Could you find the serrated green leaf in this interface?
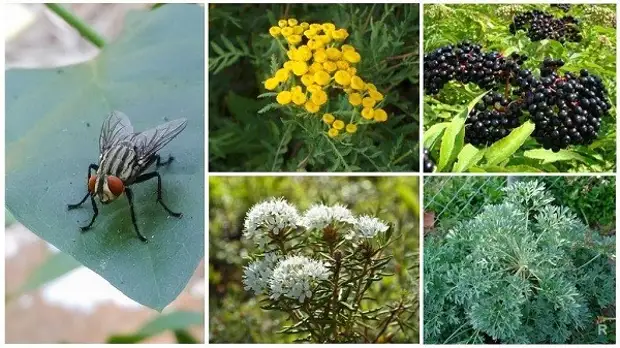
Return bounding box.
[438,91,488,172]
[524,149,590,165]
[484,121,536,166]
[453,144,485,172]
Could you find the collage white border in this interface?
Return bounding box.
[0,0,618,347]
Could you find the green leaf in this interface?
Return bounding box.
[437,91,489,171]
[106,311,203,343]
[453,144,485,172]
[524,149,589,165]
[423,122,449,149]
[484,121,536,166]
[18,252,82,294]
[5,5,204,311]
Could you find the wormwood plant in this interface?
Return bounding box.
[424,181,616,344]
[241,198,416,343]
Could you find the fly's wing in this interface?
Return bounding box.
[132,118,187,165]
[99,111,134,153]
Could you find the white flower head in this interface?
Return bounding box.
[269,255,331,303]
[347,215,389,241]
[243,197,300,246]
[242,252,281,295]
[300,203,356,230]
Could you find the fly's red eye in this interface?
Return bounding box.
[107,176,125,196]
[88,176,96,193]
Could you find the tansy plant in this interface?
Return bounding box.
[241,198,416,343]
[260,18,388,138]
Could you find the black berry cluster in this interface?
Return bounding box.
[423,148,435,173]
[551,4,572,12]
[510,10,581,43]
[423,41,527,94]
[465,92,524,146]
[519,62,611,152]
[424,41,613,152]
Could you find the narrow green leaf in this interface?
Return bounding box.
[453,144,485,172]
[438,91,489,171]
[484,121,536,166]
[423,122,449,149]
[524,149,589,164]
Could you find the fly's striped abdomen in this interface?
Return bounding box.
[98,142,138,182]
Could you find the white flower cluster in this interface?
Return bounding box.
[243,198,300,246]
[299,203,356,230]
[349,215,389,241]
[242,252,281,295]
[242,198,390,246]
[269,256,331,303]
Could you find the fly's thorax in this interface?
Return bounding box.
[99,142,139,182]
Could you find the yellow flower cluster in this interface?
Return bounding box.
[264,18,388,138]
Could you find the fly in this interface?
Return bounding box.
[67,111,187,242]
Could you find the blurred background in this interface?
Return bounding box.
[209,176,420,343]
[5,3,204,343]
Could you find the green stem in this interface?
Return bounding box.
[45,4,107,48]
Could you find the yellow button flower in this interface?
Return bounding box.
[309,23,321,31]
[343,50,361,63]
[366,83,377,91]
[292,61,308,76]
[287,34,302,45]
[374,108,388,122]
[313,49,327,63]
[291,86,303,94]
[305,101,320,113]
[281,27,294,37]
[347,67,358,76]
[275,68,290,82]
[297,46,312,61]
[336,60,350,70]
[278,19,288,28]
[264,78,279,90]
[362,97,376,108]
[348,92,362,106]
[323,61,338,73]
[287,48,296,60]
[332,29,349,40]
[304,29,318,38]
[316,34,331,45]
[307,84,322,94]
[269,26,282,37]
[301,73,314,86]
[346,123,357,133]
[351,76,365,90]
[311,90,328,106]
[288,18,298,26]
[283,61,294,70]
[322,23,336,32]
[322,113,335,124]
[293,25,304,35]
[300,22,310,29]
[314,70,331,85]
[325,47,342,60]
[308,62,323,74]
[332,120,345,130]
[361,107,374,120]
[334,70,351,86]
[307,39,319,50]
[276,91,292,104]
[369,89,384,101]
[328,128,339,138]
[341,44,355,52]
[292,91,307,105]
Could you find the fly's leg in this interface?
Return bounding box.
[134,171,183,218]
[67,163,99,209]
[125,188,148,242]
[155,154,174,167]
[80,195,99,232]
